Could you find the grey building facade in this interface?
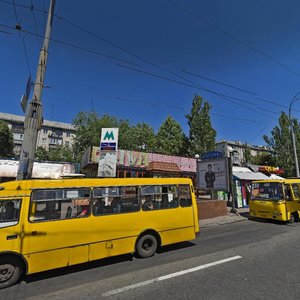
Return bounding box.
[0,112,76,156]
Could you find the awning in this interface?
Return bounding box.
[233,171,269,181]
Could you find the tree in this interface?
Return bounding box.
[186,94,216,157]
[35,145,75,162]
[251,152,275,166]
[263,112,298,177]
[0,120,14,158]
[242,144,252,166]
[35,146,49,161]
[155,115,186,155]
[131,122,156,152]
[72,111,118,162]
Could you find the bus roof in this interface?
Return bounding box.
[0,177,192,194]
[252,178,300,184]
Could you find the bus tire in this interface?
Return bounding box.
[0,256,23,289]
[288,212,298,224]
[136,234,158,258]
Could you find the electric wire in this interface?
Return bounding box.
[116,63,279,120]
[30,0,40,47]
[0,2,293,131]
[182,70,257,96]
[0,23,142,67]
[1,0,296,113]
[96,92,266,124]
[10,0,31,76]
[167,0,300,77]
[11,0,20,24]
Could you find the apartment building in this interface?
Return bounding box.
[216,140,274,166]
[0,112,76,156]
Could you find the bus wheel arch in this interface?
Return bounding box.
[0,253,27,289]
[135,230,161,258]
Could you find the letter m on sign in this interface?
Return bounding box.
[104,131,114,140]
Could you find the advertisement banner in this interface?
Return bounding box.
[98,151,117,177]
[197,158,229,191]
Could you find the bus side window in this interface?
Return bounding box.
[292,184,300,200]
[178,185,192,207]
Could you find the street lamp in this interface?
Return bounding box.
[289,92,300,178]
[227,146,238,214]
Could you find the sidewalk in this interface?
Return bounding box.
[199,207,249,228]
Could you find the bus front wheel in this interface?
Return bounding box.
[288,212,299,224]
[136,234,158,258]
[0,257,23,289]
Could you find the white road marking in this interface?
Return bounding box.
[102,255,242,297]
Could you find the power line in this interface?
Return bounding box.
[11,0,20,24]
[182,70,257,96]
[2,0,295,115]
[116,63,279,120]
[167,0,300,78]
[96,92,266,124]
[30,0,40,47]
[54,7,294,115]
[10,1,31,76]
[0,23,142,67]
[21,35,31,76]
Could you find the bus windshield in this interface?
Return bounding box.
[251,182,283,201]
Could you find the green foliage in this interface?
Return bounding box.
[72,111,118,162]
[131,122,156,152]
[263,112,296,177]
[155,115,187,155]
[186,94,216,156]
[0,120,14,158]
[251,152,275,166]
[35,145,75,162]
[72,111,157,161]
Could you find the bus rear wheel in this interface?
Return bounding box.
[0,257,23,289]
[136,234,158,258]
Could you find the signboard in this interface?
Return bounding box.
[197,158,229,191]
[201,151,223,160]
[98,128,118,177]
[258,166,284,174]
[100,128,118,151]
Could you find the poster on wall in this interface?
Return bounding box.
[197,158,229,191]
[97,151,117,177]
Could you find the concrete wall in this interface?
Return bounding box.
[197,200,227,220]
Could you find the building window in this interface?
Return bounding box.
[65,141,70,146]
[42,138,46,144]
[43,129,48,134]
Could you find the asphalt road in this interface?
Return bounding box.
[1,218,300,300]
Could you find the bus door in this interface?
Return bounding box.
[0,199,22,253]
[22,188,92,274]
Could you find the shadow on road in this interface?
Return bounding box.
[23,241,196,285]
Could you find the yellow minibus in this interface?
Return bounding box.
[250,179,300,223]
[0,177,199,288]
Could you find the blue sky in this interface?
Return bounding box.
[1,0,300,146]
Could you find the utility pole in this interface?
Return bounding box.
[289,92,300,178]
[16,0,56,180]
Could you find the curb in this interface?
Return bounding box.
[199,214,248,228]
